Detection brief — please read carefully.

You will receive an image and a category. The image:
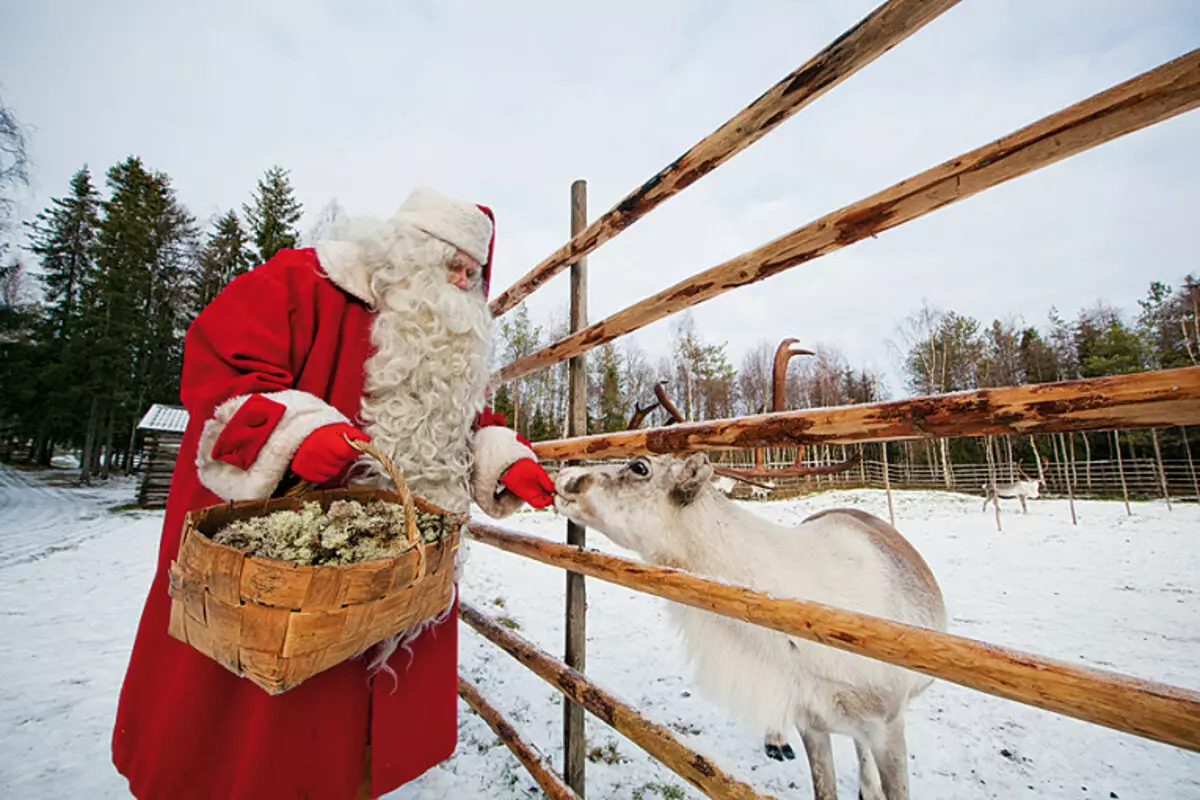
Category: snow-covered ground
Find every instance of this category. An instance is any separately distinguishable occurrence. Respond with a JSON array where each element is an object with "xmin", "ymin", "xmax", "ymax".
[{"xmin": 0, "ymin": 463, "xmax": 1196, "ymax": 799}]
